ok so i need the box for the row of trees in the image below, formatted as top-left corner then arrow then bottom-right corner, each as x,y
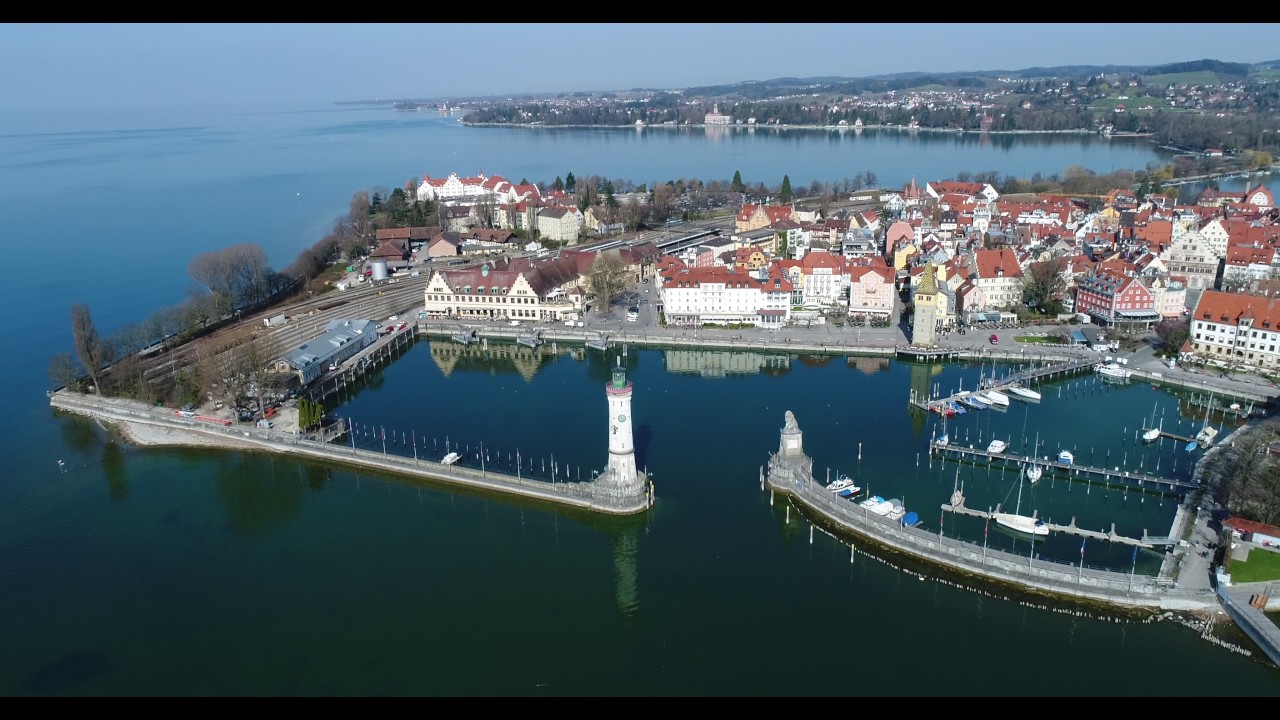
53,186 -> 443,405
1203,417 -> 1280,526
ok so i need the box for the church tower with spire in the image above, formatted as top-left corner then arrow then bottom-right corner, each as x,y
912,263 -> 940,347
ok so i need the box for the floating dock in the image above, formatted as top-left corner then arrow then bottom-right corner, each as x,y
930,440 -> 1198,492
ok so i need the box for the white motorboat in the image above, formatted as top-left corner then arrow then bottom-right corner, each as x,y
1007,385 -> 1041,401
1025,464 -> 1043,483
986,439 -> 1009,454
859,495 -> 893,515
936,433 -> 950,447
1057,450 -> 1074,465
984,390 -> 1010,407
826,475 -> 856,492
885,498 -> 906,521
440,451 -> 462,465
1096,362 -> 1131,380
1196,426 -> 1219,448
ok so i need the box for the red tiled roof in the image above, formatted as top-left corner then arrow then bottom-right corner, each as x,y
974,249 -> 1022,279
1224,516 -> 1280,538
1193,289 -> 1280,328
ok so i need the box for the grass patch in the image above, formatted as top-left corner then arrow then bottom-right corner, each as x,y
1228,547 -> 1280,583
1144,71 -> 1223,86
1014,335 -> 1065,345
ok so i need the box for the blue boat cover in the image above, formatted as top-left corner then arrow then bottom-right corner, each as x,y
902,511 -> 919,526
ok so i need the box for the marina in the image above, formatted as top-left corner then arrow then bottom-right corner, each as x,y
929,439 -> 1199,493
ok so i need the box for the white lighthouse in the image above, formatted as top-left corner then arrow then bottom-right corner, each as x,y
600,357 -> 642,496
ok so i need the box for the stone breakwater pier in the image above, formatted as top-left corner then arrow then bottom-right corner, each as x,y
49,390 -> 652,516
762,409 -> 1216,611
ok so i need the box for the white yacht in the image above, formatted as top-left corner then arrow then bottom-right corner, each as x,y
984,390 -> 1010,407
986,439 -> 1009,454
1096,362 -> 1131,380
440,452 -> 462,465
1025,464 -> 1043,484
1007,384 -> 1041,401
993,512 -> 1050,536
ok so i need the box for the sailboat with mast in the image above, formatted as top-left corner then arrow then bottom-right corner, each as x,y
1188,392 -> 1218,452
1142,401 -> 1161,443
1024,432 -> 1043,483
993,470 -> 1048,536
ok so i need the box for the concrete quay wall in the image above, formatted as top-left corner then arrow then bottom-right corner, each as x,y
50,391 -> 651,516
765,466 -> 1217,611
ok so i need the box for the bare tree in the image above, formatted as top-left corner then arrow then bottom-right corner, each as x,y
651,183 -> 677,220
347,190 -> 374,250
201,333 -> 282,414
228,243 -> 272,307
189,249 -> 237,316
1021,257 -> 1068,311
71,304 -> 105,393
587,250 -> 630,310
48,351 -> 84,391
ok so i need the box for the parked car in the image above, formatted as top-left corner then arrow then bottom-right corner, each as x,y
989,334 -> 999,345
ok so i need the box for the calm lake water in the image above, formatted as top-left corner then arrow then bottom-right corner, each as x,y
3,102 -> 1278,694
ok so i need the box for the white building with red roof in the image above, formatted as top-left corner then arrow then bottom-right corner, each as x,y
798,251 -> 846,308
421,258 -> 585,322
969,249 -> 1024,310
658,264 -> 793,328
1187,289 -> 1280,371
925,180 -> 999,202
415,172 -> 537,205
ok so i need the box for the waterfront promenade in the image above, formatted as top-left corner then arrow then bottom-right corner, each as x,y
420,318 -> 1280,405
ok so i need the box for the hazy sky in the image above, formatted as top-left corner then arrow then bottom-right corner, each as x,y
3,23 -> 1279,109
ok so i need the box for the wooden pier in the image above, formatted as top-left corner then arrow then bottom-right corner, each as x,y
930,440 -> 1198,492
910,355 -> 1099,411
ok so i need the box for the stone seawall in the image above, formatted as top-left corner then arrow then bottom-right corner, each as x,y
763,464 -> 1217,612
49,391 -> 652,516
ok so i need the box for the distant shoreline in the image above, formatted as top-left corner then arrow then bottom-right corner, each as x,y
458,120 -> 1108,136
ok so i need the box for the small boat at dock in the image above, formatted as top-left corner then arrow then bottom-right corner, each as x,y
1142,427 -> 1160,442
1025,464 -> 1043,483
441,451 -> 462,465
826,475 -> 856,492
1057,450 -> 1074,465
1007,385 -> 1041,401
984,390 -> 1010,407
986,439 -> 1009,454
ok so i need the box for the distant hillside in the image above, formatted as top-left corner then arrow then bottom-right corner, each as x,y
678,59 -> 1273,101
1141,59 -> 1251,79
